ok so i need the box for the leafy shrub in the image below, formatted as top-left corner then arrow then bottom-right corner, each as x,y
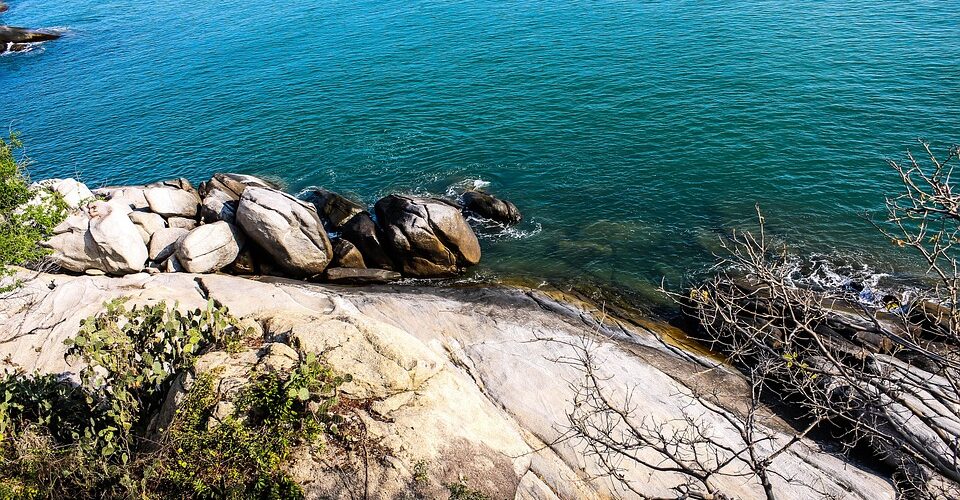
0,299 -> 351,499
0,133 -> 67,289
154,353 -> 351,498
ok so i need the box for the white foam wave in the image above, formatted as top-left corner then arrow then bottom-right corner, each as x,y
783,253 -> 915,309
444,178 -> 490,198
466,214 -> 542,242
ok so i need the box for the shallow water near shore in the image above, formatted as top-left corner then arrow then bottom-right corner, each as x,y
2,0 -> 959,297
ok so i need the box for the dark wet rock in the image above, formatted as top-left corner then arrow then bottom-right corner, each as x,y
340,212 -> 394,270
323,267 -> 402,285
461,190 -> 522,225
332,239 -> 366,269
236,186 -> 332,277
0,3 -> 8,14
374,195 -> 481,278
301,188 -> 365,230
0,26 -> 61,45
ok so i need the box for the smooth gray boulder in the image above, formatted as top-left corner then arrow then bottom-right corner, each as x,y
175,222 -> 245,273
302,188 -> 364,230
374,195 -> 481,278
86,201 -> 148,274
42,213 -> 102,273
143,187 -> 200,218
148,227 -> 189,262
235,187 -> 332,277
128,211 -> 166,244
43,202 -> 147,275
461,190 -> 522,225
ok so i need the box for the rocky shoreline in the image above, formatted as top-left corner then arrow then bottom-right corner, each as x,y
35,173 -> 521,285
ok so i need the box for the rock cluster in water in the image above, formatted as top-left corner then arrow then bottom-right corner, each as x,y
35,174 -> 521,284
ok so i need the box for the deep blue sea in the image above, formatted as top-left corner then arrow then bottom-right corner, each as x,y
2,1 -> 959,298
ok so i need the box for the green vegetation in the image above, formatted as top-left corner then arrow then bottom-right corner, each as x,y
0,133 -> 67,290
0,299 -> 351,499
446,479 -> 491,500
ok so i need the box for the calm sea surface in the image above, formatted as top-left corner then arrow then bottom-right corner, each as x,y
2,1 -> 959,297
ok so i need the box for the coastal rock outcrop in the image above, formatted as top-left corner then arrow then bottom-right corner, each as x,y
0,270 -> 899,500
175,221 -> 245,273
375,195 -> 481,277
235,186 -> 332,277
461,190 -> 522,225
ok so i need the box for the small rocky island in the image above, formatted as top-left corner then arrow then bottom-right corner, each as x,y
0,1 -> 63,54
36,174 -> 518,284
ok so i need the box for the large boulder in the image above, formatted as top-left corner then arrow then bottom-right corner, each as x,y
374,195 -> 481,277
198,173 -> 275,224
301,188 -> 364,230
44,201 -> 148,275
175,221 -> 245,274
340,212 -> 394,270
143,187 -> 200,218
148,227 -> 189,262
461,190 -> 522,225
86,202 -> 148,274
235,187 -> 332,277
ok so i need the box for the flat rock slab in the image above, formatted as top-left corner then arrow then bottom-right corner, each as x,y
322,267 -> 401,284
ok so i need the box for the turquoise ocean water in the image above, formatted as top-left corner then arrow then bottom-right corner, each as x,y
2,1 -> 959,297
